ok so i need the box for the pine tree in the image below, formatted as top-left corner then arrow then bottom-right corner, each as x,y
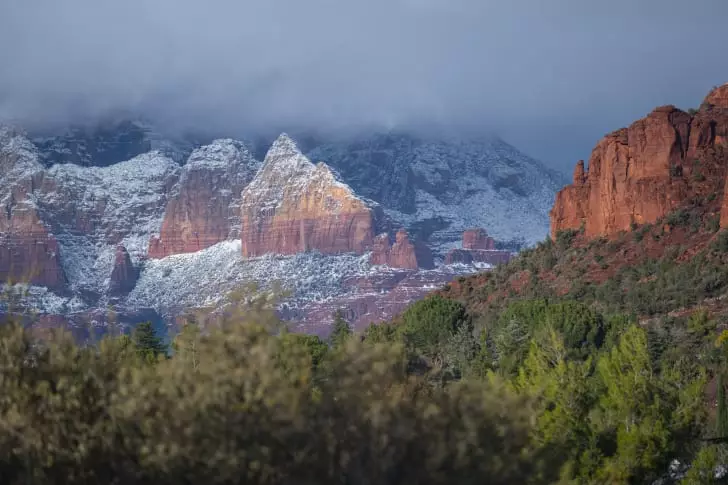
329,310 -> 352,349
717,373 -> 728,438
133,321 -> 168,361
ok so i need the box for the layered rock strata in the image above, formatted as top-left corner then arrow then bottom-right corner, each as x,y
552,84 -> 728,238
370,229 -> 434,269
148,140 -> 260,258
240,134 -> 379,258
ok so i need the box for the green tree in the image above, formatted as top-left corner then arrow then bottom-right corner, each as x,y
594,326 -> 705,483
718,373 -> 728,438
328,309 -> 353,349
132,321 -> 167,361
171,323 -> 201,370
400,295 -> 469,360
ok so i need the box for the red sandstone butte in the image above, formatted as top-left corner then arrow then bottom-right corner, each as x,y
444,229 -> 511,266
108,245 -> 138,296
370,229 -> 434,270
0,184 -> 66,290
240,134 -> 378,258
552,83 -> 728,239
462,228 -> 496,250
149,140 -> 260,258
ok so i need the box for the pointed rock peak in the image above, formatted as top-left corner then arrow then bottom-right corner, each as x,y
394,229 -> 410,244
266,133 -> 304,161
573,160 -> 587,185
703,83 -> 728,110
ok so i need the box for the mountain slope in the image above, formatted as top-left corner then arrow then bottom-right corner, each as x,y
308,133 -> 566,252
443,83 -> 728,327
0,123 -> 558,333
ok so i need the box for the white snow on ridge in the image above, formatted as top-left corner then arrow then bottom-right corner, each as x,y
242,133 -> 368,216
127,240 -> 374,316
185,139 -> 257,172
38,152 -> 181,294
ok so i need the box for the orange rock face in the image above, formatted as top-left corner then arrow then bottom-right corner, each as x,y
0,192 -> 66,290
552,84 -> 728,239
241,134 -> 379,258
704,83 -> 728,110
0,131 -> 66,290
149,140 -> 260,259
370,229 -> 434,269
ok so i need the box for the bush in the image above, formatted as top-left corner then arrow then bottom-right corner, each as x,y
555,229 -> 578,250
712,230 -> 728,253
0,322 -> 549,485
400,295 -> 470,359
666,208 -> 691,227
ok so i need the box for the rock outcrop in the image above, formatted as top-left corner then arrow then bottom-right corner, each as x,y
0,206 -> 66,290
108,246 -> 138,296
240,134 -> 379,258
148,140 -> 260,258
307,133 -> 567,250
444,229 -> 511,266
0,127 -> 66,290
552,84 -> 728,239
370,229 -> 434,269
462,228 -> 496,250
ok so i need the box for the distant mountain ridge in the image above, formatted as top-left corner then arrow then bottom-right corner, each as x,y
0,121 -> 564,335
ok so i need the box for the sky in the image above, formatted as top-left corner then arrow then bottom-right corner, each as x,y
1,0 -> 727,172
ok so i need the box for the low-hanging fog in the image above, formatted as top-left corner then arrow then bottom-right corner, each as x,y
1,0 -> 727,171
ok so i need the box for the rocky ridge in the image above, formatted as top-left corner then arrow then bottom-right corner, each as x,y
241,134 -> 380,258
308,134 -> 565,253
551,83 -> 728,239
149,139 -> 261,258
0,123 -> 552,334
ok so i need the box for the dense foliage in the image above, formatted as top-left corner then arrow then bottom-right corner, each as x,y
6,227 -> 728,483
0,297 -> 550,485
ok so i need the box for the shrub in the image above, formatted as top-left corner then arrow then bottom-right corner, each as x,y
0,322 -> 548,485
400,295 -> 470,359
711,230 -> 728,253
555,229 -> 578,250
666,208 -> 691,227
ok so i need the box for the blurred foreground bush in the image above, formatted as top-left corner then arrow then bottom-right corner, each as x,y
0,315 -> 548,485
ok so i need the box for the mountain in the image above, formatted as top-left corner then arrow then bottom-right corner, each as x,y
551,83 -> 728,239
308,133 -> 565,252
364,83 -> 728,485
444,82 -> 728,324
0,122 -> 559,335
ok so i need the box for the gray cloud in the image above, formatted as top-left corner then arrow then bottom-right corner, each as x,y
1,0 -> 727,171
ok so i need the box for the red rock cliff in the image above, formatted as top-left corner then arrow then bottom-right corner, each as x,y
462,228 -> 496,250
444,229 -> 511,266
149,140 -> 260,258
0,128 -> 66,290
240,134 -> 379,258
370,229 -> 434,269
552,84 -> 728,239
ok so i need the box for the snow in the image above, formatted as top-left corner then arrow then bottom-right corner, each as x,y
0,284 -> 86,315
0,126 -> 45,183
308,134 -> 566,251
37,152 -> 180,295
242,133 -> 367,216
127,240 -> 374,316
0,128 -> 540,320
185,139 -> 256,171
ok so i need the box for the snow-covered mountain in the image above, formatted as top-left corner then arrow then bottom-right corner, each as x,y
308,133 -> 565,252
0,121 -> 566,335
